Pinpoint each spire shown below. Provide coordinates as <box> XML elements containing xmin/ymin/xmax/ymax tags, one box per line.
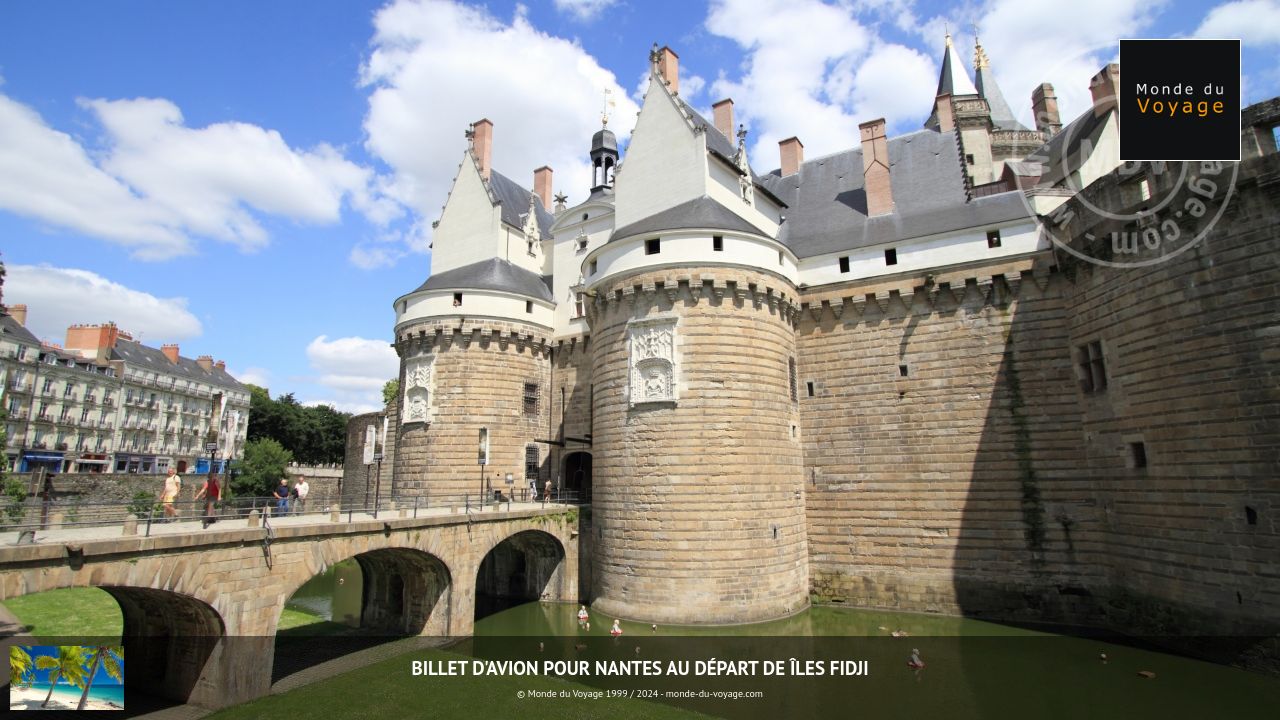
<box><xmin>925</xmin><ymin>29</ymin><xmax>977</xmax><ymax>129</ymax></box>
<box><xmin>972</xmin><ymin>35</ymin><xmax>1029</xmax><ymax>132</ymax></box>
<box><xmin>589</xmin><ymin>115</ymin><xmax>619</xmax><ymax>193</ymax></box>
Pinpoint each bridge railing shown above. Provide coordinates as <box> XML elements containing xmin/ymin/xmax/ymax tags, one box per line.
<box><xmin>0</xmin><ymin>488</ymin><xmax>586</xmax><ymax>541</ymax></box>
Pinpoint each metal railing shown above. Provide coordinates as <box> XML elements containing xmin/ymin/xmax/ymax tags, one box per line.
<box><xmin>0</xmin><ymin>488</ymin><xmax>585</xmax><ymax>540</ymax></box>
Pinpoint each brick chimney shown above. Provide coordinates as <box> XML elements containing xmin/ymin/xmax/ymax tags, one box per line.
<box><xmin>472</xmin><ymin>118</ymin><xmax>493</xmax><ymax>180</ymax></box>
<box><xmin>214</xmin><ymin>360</ymin><xmax>226</xmax><ymax>372</ymax></box>
<box><xmin>859</xmin><ymin>118</ymin><xmax>894</xmax><ymax>217</ymax></box>
<box><xmin>196</xmin><ymin>355</ymin><xmax>214</xmax><ymax>372</ymax></box>
<box><xmin>533</xmin><ymin>166</ymin><xmax>553</xmax><ymax>210</ymax></box>
<box><xmin>65</xmin><ymin>323</ymin><xmax>120</xmax><ymax>361</ymax></box>
<box><xmin>712</xmin><ymin>99</ymin><xmax>734</xmax><ymax>139</ymax></box>
<box><xmin>1032</xmin><ymin>83</ymin><xmax>1062</xmax><ymax>138</ymax></box>
<box><xmin>8</xmin><ymin>303</ymin><xmax>26</xmax><ymax>327</ymax></box>
<box><xmin>779</xmin><ymin>137</ymin><xmax>804</xmax><ymax>176</ymax></box>
<box><xmin>933</xmin><ymin>93</ymin><xmax>955</xmax><ymax>132</ymax></box>
<box><xmin>161</xmin><ymin>343</ymin><xmax>180</xmax><ymax>364</ymax></box>
<box><xmin>657</xmin><ymin>45</ymin><xmax>679</xmax><ymax>95</ymax></box>
<box><xmin>1090</xmin><ymin>63</ymin><xmax>1120</xmax><ymax>118</ymax></box>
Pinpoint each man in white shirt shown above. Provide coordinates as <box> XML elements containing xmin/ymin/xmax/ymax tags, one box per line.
<box><xmin>293</xmin><ymin>476</ymin><xmax>310</xmax><ymax>514</ymax></box>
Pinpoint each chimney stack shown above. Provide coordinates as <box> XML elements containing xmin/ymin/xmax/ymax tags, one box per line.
<box><xmin>779</xmin><ymin>137</ymin><xmax>804</xmax><ymax>176</ymax></box>
<box><xmin>196</xmin><ymin>355</ymin><xmax>214</xmax><ymax>372</ymax></box>
<box><xmin>858</xmin><ymin>118</ymin><xmax>895</xmax><ymax>217</ymax></box>
<box><xmin>933</xmin><ymin>93</ymin><xmax>955</xmax><ymax>132</ymax></box>
<box><xmin>8</xmin><ymin>303</ymin><xmax>26</xmax><ymax>327</ymax></box>
<box><xmin>1089</xmin><ymin>63</ymin><xmax>1120</xmax><ymax>119</ymax></box>
<box><xmin>1032</xmin><ymin>83</ymin><xmax>1062</xmax><ymax>138</ymax></box>
<box><xmin>161</xmin><ymin>344</ymin><xmax>180</xmax><ymax>364</ymax></box>
<box><xmin>472</xmin><ymin>118</ymin><xmax>493</xmax><ymax>180</ymax></box>
<box><xmin>64</xmin><ymin>322</ymin><xmax>120</xmax><ymax>361</ymax></box>
<box><xmin>214</xmin><ymin>360</ymin><xmax>226</xmax><ymax>372</ymax></box>
<box><xmin>657</xmin><ymin>46</ymin><xmax>679</xmax><ymax>95</ymax></box>
<box><xmin>533</xmin><ymin>166</ymin><xmax>553</xmax><ymax>210</ymax></box>
<box><xmin>712</xmin><ymin>99</ymin><xmax>734</xmax><ymax>139</ymax></box>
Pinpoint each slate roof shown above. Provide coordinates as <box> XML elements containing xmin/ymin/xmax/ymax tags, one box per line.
<box><xmin>0</xmin><ymin>313</ymin><xmax>40</xmax><ymax>346</ymax></box>
<box><xmin>976</xmin><ymin>66</ymin><xmax>1030</xmax><ymax>132</ymax></box>
<box><xmin>611</xmin><ymin>196</ymin><xmax>772</xmax><ymax>241</ymax></box>
<box><xmin>757</xmin><ymin>128</ymin><xmax>1030</xmax><ymax>258</ymax></box>
<box><xmin>111</xmin><ymin>339</ymin><xmax>246</xmax><ymax>390</ymax></box>
<box><xmin>672</xmin><ymin>96</ymin><xmax>787</xmax><ymax>208</ymax></box>
<box><xmin>925</xmin><ymin>41</ymin><xmax>979</xmax><ymax>129</ymax></box>
<box><xmin>1025</xmin><ymin>106</ymin><xmax>1113</xmax><ymax>186</ymax></box>
<box><xmin>413</xmin><ymin>257</ymin><xmax>554</xmax><ymax>303</ymax></box>
<box><xmin>489</xmin><ymin>170</ymin><xmax>556</xmax><ymax>239</ymax></box>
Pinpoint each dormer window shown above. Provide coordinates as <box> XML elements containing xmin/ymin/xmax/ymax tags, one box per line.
<box><xmin>453</xmin><ymin>293</ymin><xmax>463</xmax><ymax>307</ymax></box>
<box><xmin>646</xmin><ymin>238</ymin><xmax>661</xmax><ymax>255</ymax></box>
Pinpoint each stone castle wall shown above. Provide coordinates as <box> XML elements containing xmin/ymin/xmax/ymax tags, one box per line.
<box><xmin>393</xmin><ymin>318</ymin><xmax>552</xmax><ymax>502</ymax></box>
<box><xmin>549</xmin><ymin>335</ymin><xmax>594</xmax><ymax>495</ymax></box>
<box><xmin>586</xmin><ymin>267</ymin><xmax>809</xmax><ymax>624</ymax></box>
<box><xmin>795</xmin><ymin>260</ymin><xmax>1104</xmax><ymax>622</ymax></box>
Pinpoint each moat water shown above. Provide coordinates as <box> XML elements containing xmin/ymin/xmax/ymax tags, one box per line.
<box><xmin>285</xmin><ymin>564</ymin><xmax>1280</xmax><ymax>718</ymax></box>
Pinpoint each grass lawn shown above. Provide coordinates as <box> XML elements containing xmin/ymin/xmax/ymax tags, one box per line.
<box><xmin>2</xmin><ymin>587</ymin><xmax>122</xmax><ymax>640</ymax></box>
<box><xmin>205</xmin><ymin>646</ymin><xmax>708</xmax><ymax>720</ymax></box>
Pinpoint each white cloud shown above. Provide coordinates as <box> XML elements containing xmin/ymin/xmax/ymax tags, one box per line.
<box><xmin>975</xmin><ymin>0</ymin><xmax>1165</xmax><ymax>129</ymax></box>
<box><xmin>5</xmin><ymin>264</ymin><xmax>203</xmax><ymax>344</ymax></box>
<box><xmin>705</xmin><ymin>0</ymin><xmax>940</xmax><ymax>162</ymax></box>
<box><xmin>229</xmin><ymin>366</ymin><xmax>271</xmax><ymax>388</ymax></box>
<box><xmin>303</xmin><ymin>335</ymin><xmax>399</xmax><ymax>412</ymax></box>
<box><xmin>0</xmin><ymin>91</ymin><xmax>393</xmax><ymax>260</ymax></box>
<box><xmin>1195</xmin><ymin>0</ymin><xmax>1280</xmax><ymax>44</ymax></box>
<box><xmin>553</xmin><ymin>0</ymin><xmax>617</xmax><ymax>22</ymax></box>
<box><xmin>360</xmin><ymin>0</ymin><xmax>640</xmax><ymax>250</ymax></box>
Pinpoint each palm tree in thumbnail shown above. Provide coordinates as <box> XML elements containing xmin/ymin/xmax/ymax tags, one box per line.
<box><xmin>9</xmin><ymin>645</ymin><xmax>34</xmax><ymax>686</ymax></box>
<box><xmin>35</xmin><ymin>645</ymin><xmax>88</xmax><ymax>708</ymax></box>
<box><xmin>76</xmin><ymin>645</ymin><xmax>125</xmax><ymax>711</ymax></box>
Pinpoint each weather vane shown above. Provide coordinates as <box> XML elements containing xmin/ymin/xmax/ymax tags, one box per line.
<box><xmin>601</xmin><ymin>87</ymin><xmax>616</xmax><ymax>126</ymax></box>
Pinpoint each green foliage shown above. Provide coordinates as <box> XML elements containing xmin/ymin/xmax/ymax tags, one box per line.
<box><xmin>382</xmin><ymin>379</ymin><xmax>399</xmax><ymax>406</ymax></box>
<box><xmin>36</xmin><ymin>646</ymin><xmax>89</xmax><ymax>708</ymax></box>
<box><xmin>10</xmin><ymin>645</ymin><xmax>34</xmax><ymax>686</ymax></box>
<box><xmin>231</xmin><ymin>438</ymin><xmax>293</xmax><ymax>497</ymax></box>
<box><xmin>76</xmin><ymin>646</ymin><xmax>124</xmax><ymax>711</ymax></box>
<box><xmin>127</xmin><ymin>491</ymin><xmax>157</xmax><ymax>519</ymax></box>
<box><xmin>3</xmin><ymin>476</ymin><xmax>27</xmax><ymax>526</ymax></box>
<box><xmin>245</xmin><ymin>385</ymin><xmax>351</xmax><ymax>464</ymax></box>
<box><xmin>1</xmin><ymin>587</ymin><xmax>123</xmax><ymax>639</ymax></box>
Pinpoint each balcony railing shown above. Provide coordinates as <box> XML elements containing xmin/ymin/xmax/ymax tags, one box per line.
<box><xmin>7</xmin><ymin>380</ymin><xmax>31</xmax><ymax>393</ymax></box>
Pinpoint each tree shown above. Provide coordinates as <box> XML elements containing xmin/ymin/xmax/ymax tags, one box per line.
<box><xmin>10</xmin><ymin>645</ymin><xmax>34</xmax><ymax>686</ymax></box>
<box><xmin>231</xmin><ymin>438</ymin><xmax>293</xmax><ymax>497</ymax></box>
<box><xmin>76</xmin><ymin>646</ymin><xmax>124</xmax><ymax>711</ymax></box>
<box><xmin>382</xmin><ymin>379</ymin><xmax>399</xmax><ymax>407</ymax></box>
<box><xmin>36</xmin><ymin>646</ymin><xmax>88</xmax><ymax>708</ymax></box>
<box><xmin>245</xmin><ymin>385</ymin><xmax>352</xmax><ymax>465</ymax></box>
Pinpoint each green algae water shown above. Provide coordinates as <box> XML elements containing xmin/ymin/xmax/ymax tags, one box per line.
<box><xmin>464</xmin><ymin>601</ymin><xmax>1280</xmax><ymax>720</ymax></box>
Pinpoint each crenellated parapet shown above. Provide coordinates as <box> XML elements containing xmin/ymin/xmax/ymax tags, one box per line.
<box><xmin>394</xmin><ymin>318</ymin><xmax>553</xmax><ymax>359</ymax></box>
<box><xmin>585</xmin><ymin>268</ymin><xmax>804</xmax><ymax>327</ymax></box>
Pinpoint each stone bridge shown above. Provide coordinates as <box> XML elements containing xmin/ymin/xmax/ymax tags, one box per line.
<box><xmin>0</xmin><ymin>506</ymin><xmax>581</xmax><ymax>710</ymax></box>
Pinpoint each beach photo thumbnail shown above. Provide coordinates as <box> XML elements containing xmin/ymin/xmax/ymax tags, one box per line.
<box><xmin>9</xmin><ymin>645</ymin><xmax>124</xmax><ymax>711</ymax></box>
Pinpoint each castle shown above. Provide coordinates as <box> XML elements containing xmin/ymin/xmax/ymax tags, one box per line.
<box><xmin>352</xmin><ymin>36</ymin><xmax>1279</xmax><ymax>653</ymax></box>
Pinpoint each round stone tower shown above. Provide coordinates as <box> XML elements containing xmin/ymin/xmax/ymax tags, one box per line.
<box><xmin>584</xmin><ymin>220</ymin><xmax>809</xmax><ymax>624</ymax></box>
<box><xmin>391</xmin><ymin>261</ymin><xmax>554</xmax><ymax>503</ymax></box>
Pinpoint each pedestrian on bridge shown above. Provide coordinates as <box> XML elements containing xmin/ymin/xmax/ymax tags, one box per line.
<box><xmin>160</xmin><ymin>468</ymin><xmax>182</xmax><ymax>522</ymax></box>
<box><xmin>273</xmin><ymin>478</ymin><xmax>289</xmax><ymax>516</ymax></box>
<box><xmin>292</xmin><ymin>476</ymin><xmax>309</xmax><ymax>515</ymax></box>
<box><xmin>195</xmin><ymin>474</ymin><xmax>220</xmax><ymax>529</ymax></box>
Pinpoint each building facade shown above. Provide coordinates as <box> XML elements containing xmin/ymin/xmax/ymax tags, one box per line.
<box><xmin>1</xmin><ymin>308</ymin><xmax>250</xmax><ymax>475</ymax></box>
<box><xmin>368</xmin><ymin>36</ymin><xmax>1279</xmax><ymax>645</ymax></box>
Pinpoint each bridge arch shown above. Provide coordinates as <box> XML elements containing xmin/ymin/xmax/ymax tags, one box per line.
<box><xmin>101</xmin><ymin>587</ymin><xmax>225</xmax><ymax>706</ymax></box>
<box><xmin>475</xmin><ymin>529</ymin><xmax>569</xmax><ymax>621</ymax></box>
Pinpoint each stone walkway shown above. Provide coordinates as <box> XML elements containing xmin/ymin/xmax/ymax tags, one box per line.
<box><xmin>0</xmin><ymin>499</ymin><xmax>572</xmax><ymax>547</ymax></box>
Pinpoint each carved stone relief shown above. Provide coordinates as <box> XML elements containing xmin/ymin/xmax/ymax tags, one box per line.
<box><xmin>627</xmin><ymin>316</ymin><xmax>678</xmax><ymax>407</ymax></box>
<box><xmin>402</xmin><ymin>356</ymin><xmax>433</xmax><ymax>424</ymax></box>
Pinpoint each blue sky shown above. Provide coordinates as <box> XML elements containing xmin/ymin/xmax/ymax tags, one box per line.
<box><xmin>2</xmin><ymin>0</ymin><xmax>1276</xmax><ymax>413</ymax></box>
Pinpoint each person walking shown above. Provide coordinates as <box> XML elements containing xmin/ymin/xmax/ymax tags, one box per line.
<box><xmin>543</xmin><ymin>479</ymin><xmax>552</xmax><ymax>503</ymax></box>
<box><xmin>293</xmin><ymin>475</ymin><xmax>310</xmax><ymax>514</ymax></box>
<box><xmin>273</xmin><ymin>478</ymin><xmax>290</xmax><ymax>516</ymax></box>
<box><xmin>160</xmin><ymin>467</ymin><xmax>182</xmax><ymax>522</ymax></box>
<box><xmin>195</xmin><ymin>474</ymin><xmax>220</xmax><ymax>529</ymax></box>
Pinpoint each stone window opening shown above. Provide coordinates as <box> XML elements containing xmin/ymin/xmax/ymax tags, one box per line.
<box><xmin>525</xmin><ymin>300</ymin><xmax>533</xmax><ymax>314</ymax></box>
<box><xmin>575</xmin><ymin>293</ymin><xmax>585</xmax><ymax>318</ymax></box>
<box><xmin>1076</xmin><ymin>341</ymin><xmax>1107</xmax><ymax>394</ymax></box>
<box><xmin>1128</xmin><ymin>441</ymin><xmax>1148</xmax><ymax>469</ymax></box>
<box><xmin>590</xmin><ymin>259</ymin><xmax>598</xmax><ymax>275</ymax></box>
<box><xmin>884</xmin><ymin>248</ymin><xmax>898</xmax><ymax>266</ymax></box>
<box><xmin>525</xmin><ymin>445</ymin><xmax>540</xmax><ymax>482</ymax></box>
<box><xmin>965</xmin><ymin>153</ymin><xmax>975</xmax><ymax>165</ymax></box>
<box><xmin>899</xmin><ymin>364</ymin><xmax>909</xmax><ymax>377</ymax></box>
<box><xmin>838</xmin><ymin>256</ymin><xmax>850</xmax><ymax>273</ymax></box>
<box><xmin>453</xmin><ymin>292</ymin><xmax>463</xmax><ymax>307</ymax></box>
<box><xmin>523</xmin><ymin>382</ymin><xmax>540</xmax><ymax>417</ymax></box>
<box><xmin>713</xmin><ymin>235</ymin><xmax>724</xmax><ymax>251</ymax></box>
<box><xmin>646</xmin><ymin>238</ymin><xmax>661</xmax><ymax>255</ymax></box>
<box><xmin>806</xmin><ymin>381</ymin><xmax>814</xmax><ymax>398</ymax></box>
<box><xmin>1245</xmin><ymin>506</ymin><xmax>1258</xmax><ymax>526</ymax></box>
<box><xmin>987</xmin><ymin>229</ymin><xmax>1002</xmax><ymax>248</ymax></box>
